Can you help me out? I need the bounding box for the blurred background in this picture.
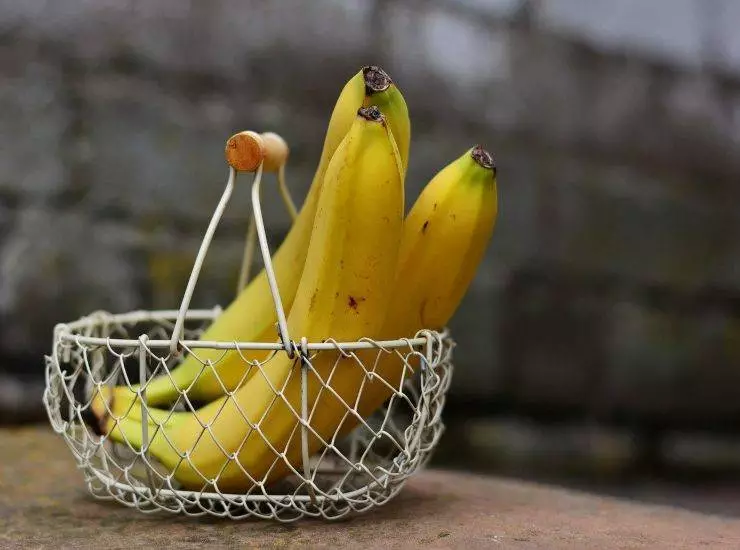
[2,0,740,513]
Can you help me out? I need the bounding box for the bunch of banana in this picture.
[101,105,405,490]
[337,145,498,437]
[276,145,498,459]
[90,65,500,493]
[91,66,410,420]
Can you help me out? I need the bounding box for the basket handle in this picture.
[236,162,298,294]
[168,163,293,357]
[248,163,293,355]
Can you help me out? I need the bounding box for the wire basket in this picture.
[42,162,455,521]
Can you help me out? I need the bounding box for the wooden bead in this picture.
[225,131,265,172]
[260,132,290,173]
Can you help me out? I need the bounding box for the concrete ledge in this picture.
[1,427,738,549]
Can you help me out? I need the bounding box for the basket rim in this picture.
[53,308,449,352]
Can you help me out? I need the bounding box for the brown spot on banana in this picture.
[347,295,366,312]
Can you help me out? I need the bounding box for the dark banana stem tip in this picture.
[81,406,106,436]
[363,65,392,94]
[472,145,496,174]
[358,105,384,122]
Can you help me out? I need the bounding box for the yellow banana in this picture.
[92,66,411,420]
[102,107,405,491]
[336,145,499,436]
[391,145,497,330]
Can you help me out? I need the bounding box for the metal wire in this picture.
[169,167,237,355]
[248,162,292,356]
[236,164,298,295]
[277,165,298,220]
[42,165,454,521]
[236,214,257,295]
[43,312,452,521]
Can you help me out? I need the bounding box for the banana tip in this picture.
[471,145,496,173]
[82,405,107,436]
[358,105,384,123]
[362,65,392,94]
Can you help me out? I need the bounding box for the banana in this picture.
[336,145,499,437]
[361,66,410,177]
[390,145,497,331]
[92,66,411,421]
[101,107,405,491]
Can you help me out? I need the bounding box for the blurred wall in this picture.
[2,0,740,424]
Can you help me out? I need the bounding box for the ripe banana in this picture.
[92,65,411,421]
[101,107,405,491]
[336,145,499,437]
[361,66,410,177]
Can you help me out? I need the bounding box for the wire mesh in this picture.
[42,163,455,520]
[43,310,453,521]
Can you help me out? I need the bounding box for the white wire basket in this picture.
[42,162,455,521]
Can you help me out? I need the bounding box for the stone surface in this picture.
[2,426,740,549]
